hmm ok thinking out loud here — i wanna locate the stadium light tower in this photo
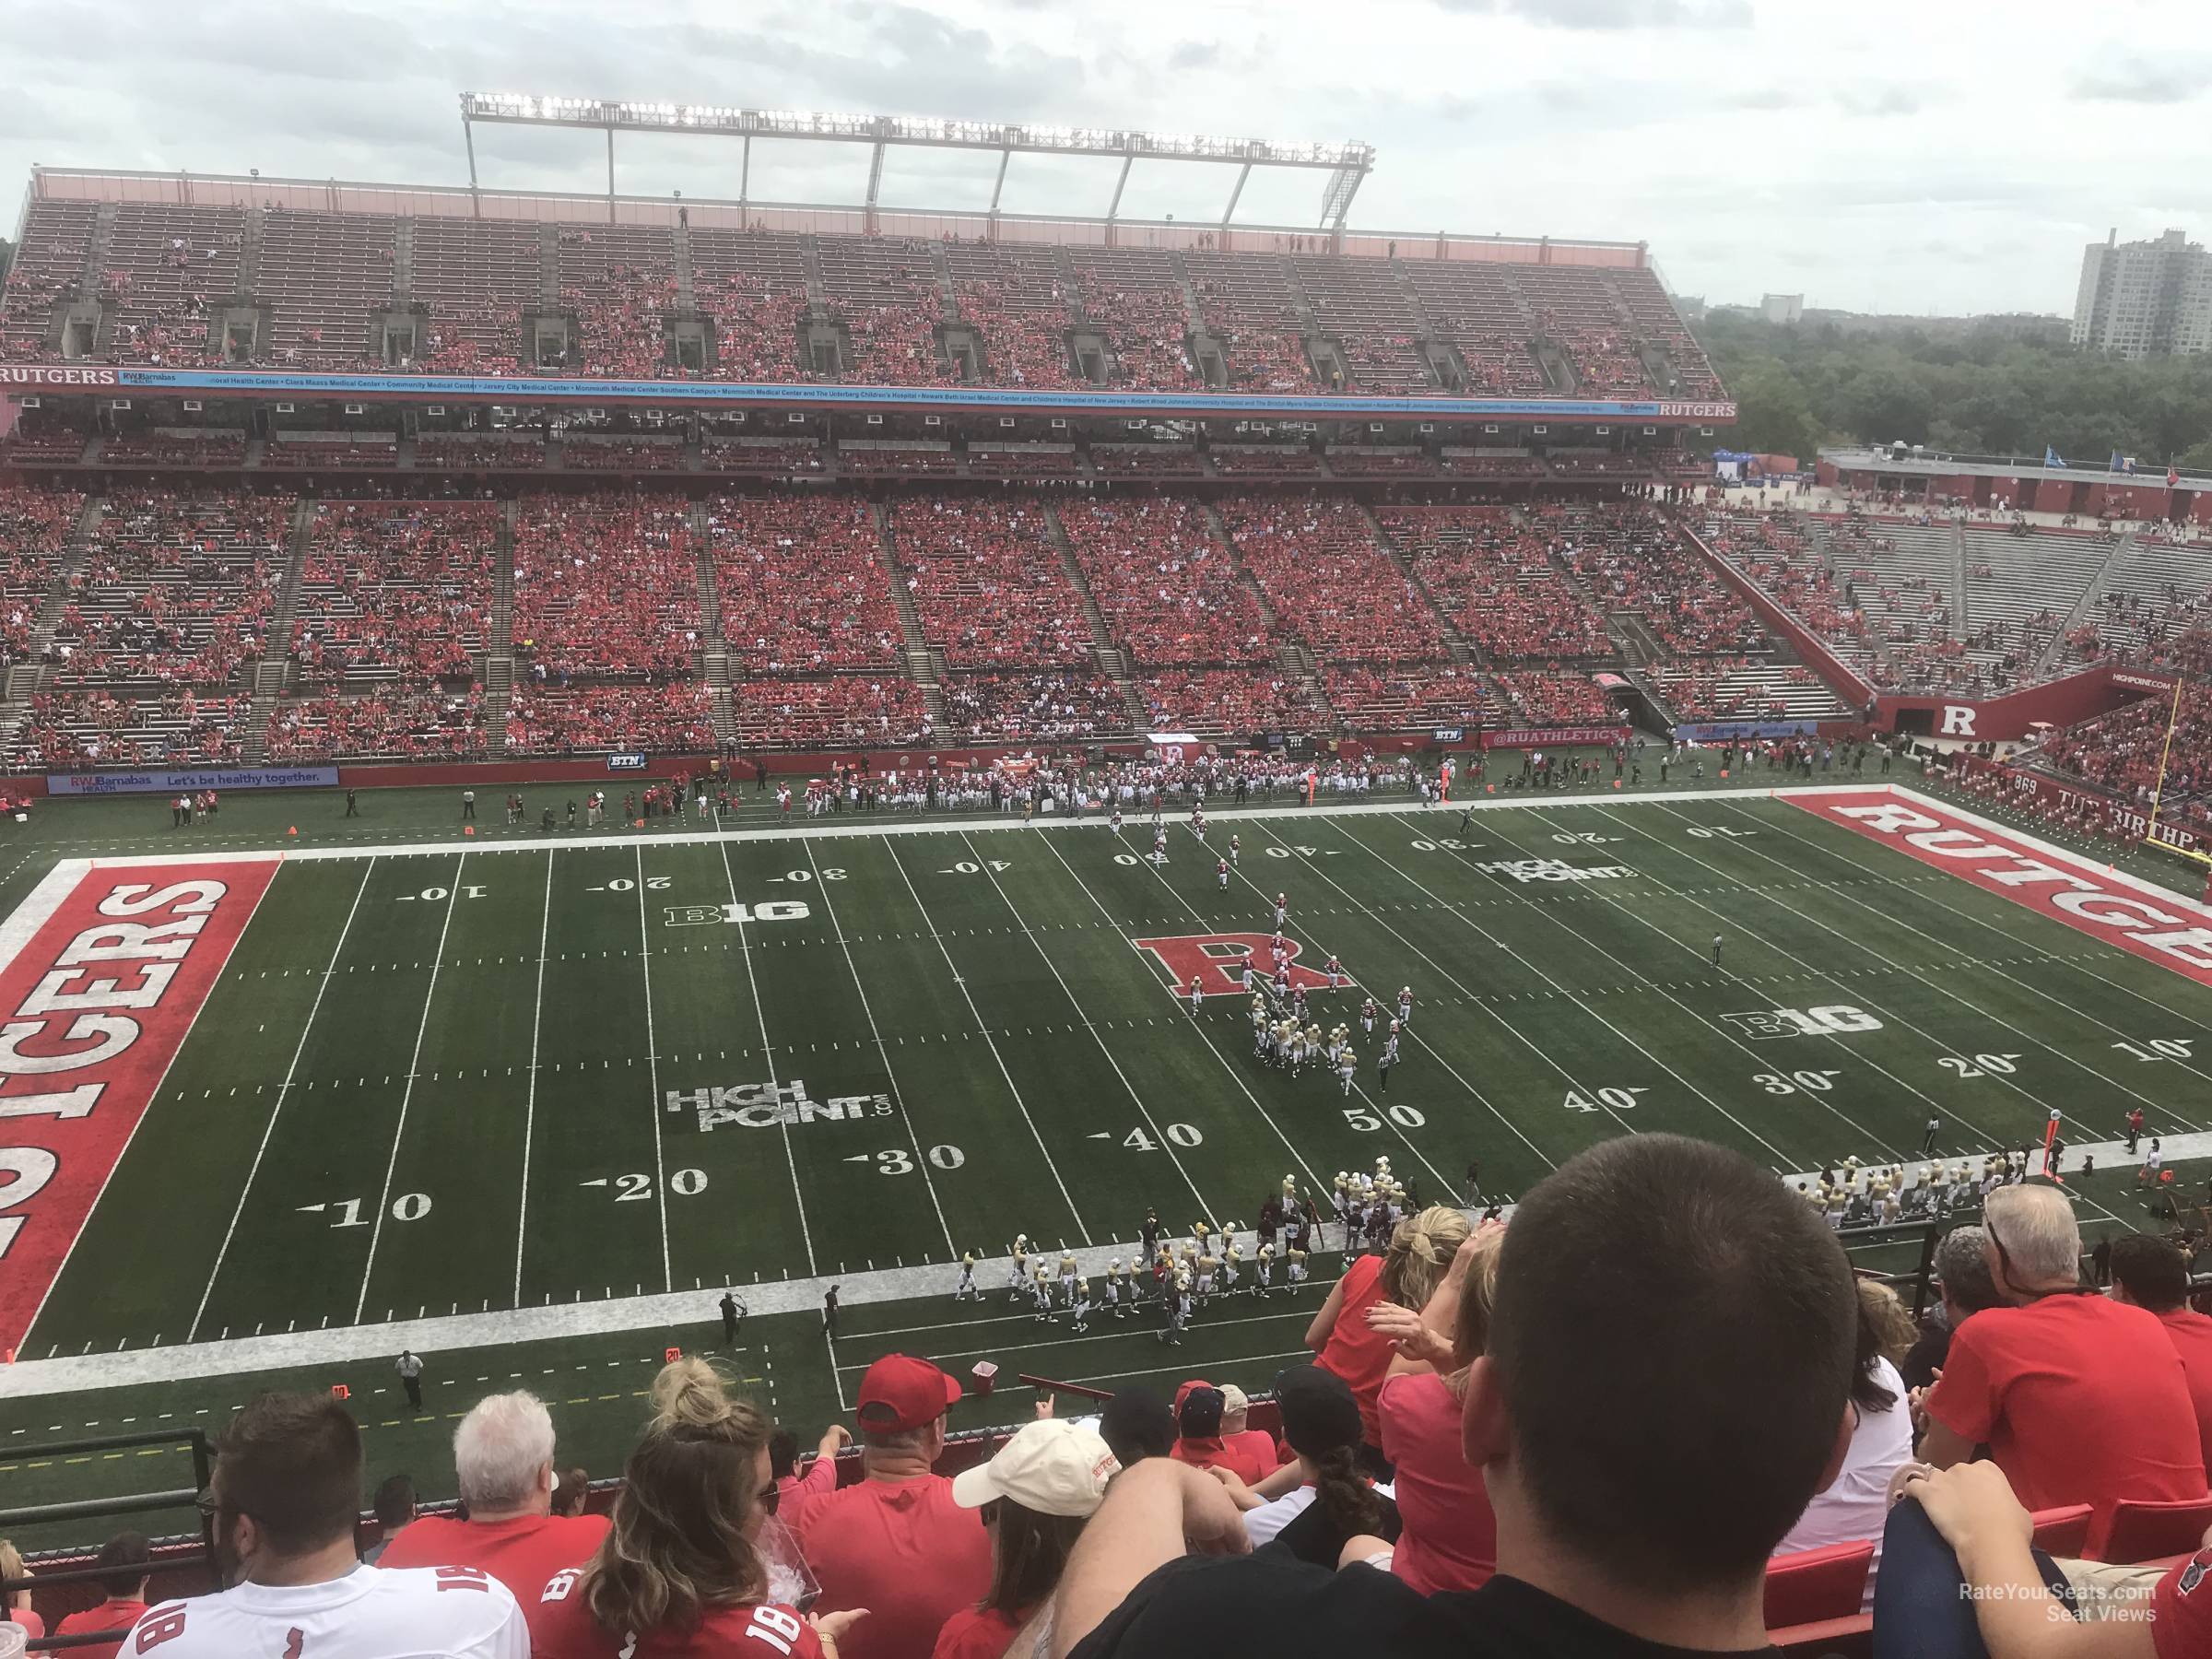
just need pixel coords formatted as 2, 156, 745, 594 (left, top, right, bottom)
458, 93, 1375, 236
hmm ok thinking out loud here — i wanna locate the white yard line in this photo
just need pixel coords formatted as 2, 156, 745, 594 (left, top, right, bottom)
54, 785, 1899, 869
953, 830, 1222, 1226
352, 857, 465, 1323
187, 860, 374, 1344
882, 838, 1091, 1244
8, 1124, 2194, 1400
1724, 798, 2212, 1114
635, 845, 673, 1294
511, 849, 556, 1305
802, 839, 953, 1257
1117, 822, 1469, 1193
712, 837, 818, 1277
1423, 806, 1908, 1162
28, 862, 283, 1350
0, 860, 90, 973
1641, 800, 2179, 1137
1032, 831, 1342, 1195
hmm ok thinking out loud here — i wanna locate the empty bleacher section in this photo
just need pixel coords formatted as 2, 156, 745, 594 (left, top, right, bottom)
687, 229, 807, 380
1957, 525, 2112, 688
1065, 249, 1201, 390
288, 500, 497, 685
255, 209, 396, 366
945, 241, 1077, 388
46, 488, 288, 687
2, 190, 1724, 397
412, 217, 536, 372
2067, 532, 2212, 671
1402, 261, 1548, 395
1795, 515, 1969, 693
0, 198, 98, 356
816, 237, 947, 383
1185, 253, 1314, 391
98, 203, 244, 364
1291, 256, 1431, 392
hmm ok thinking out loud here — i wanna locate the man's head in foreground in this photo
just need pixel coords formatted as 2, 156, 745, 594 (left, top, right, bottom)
1465, 1133, 1860, 1602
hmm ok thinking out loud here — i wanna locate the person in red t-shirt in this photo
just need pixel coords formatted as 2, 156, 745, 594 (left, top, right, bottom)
1307, 1206, 1471, 1456
534, 1358, 865, 1659
1167, 1386, 1277, 1486
1900, 1457, 2212, 1659
2111, 1232, 2212, 1474
48, 1530, 153, 1659
771, 1424, 851, 1509
1214, 1387, 1284, 1480
378, 1389, 610, 1636
1920, 1186, 2207, 1550
786, 1355, 993, 1659
933, 1416, 1117, 1659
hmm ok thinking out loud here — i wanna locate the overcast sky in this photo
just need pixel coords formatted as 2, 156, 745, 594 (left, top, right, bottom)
3, 0, 2206, 317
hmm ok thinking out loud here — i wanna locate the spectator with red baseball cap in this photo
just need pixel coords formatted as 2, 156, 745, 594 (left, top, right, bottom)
788, 1356, 991, 1659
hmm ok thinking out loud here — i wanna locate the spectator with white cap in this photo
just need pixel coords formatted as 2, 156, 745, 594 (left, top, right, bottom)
934, 1418, 1118, 1659
788, 1355, 992, 1659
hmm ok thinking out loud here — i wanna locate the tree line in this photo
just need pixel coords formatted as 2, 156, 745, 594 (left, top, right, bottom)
1694, 311, 2212, 473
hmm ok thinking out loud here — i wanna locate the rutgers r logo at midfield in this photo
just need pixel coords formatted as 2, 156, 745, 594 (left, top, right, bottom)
1135, 933, 1334, 997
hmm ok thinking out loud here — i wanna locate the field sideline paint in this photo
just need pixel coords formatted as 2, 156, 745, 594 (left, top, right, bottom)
0, 861, 277, 1350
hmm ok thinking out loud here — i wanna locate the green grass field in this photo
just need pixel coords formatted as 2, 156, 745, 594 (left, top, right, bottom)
3, 769, 2210, 1546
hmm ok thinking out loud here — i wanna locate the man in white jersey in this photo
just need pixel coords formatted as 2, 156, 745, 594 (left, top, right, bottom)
125, 1391, 527, 1658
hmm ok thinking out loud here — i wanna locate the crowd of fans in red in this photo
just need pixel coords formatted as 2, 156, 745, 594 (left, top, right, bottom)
709, 492, 904, 672
893, 500, 1095, 668
1220, 494, 1451, 665
0, 481, 81, 667
1379, 506, 1611, 661
512, 493, 701, 680
290, 500, 499, 683
506, 684, 717, 755
1547, 500, 1766, 655
268, 687, 488, 760
1058, 498, 1269, 666
731, 675, 929, 747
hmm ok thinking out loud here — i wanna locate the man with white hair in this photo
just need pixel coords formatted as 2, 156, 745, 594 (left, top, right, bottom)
1919, 1183, 2207, 1547
375, 1390, 607, 1635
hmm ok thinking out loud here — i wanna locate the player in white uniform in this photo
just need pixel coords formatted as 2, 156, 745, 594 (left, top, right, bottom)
954, 1252, 978, 1300
1337, 1042, 1358, 1095
1188, 974, 1205, 1017
1058, 1250, 1079, 1307
124, 1392, 529, 1659
1397, 986, 1414, 1026
1325, 953, 1344, 990
1069, 1278, 1093, 1334
1191, 806, 1206, 842
1291, 983, 1309, 1021
1275, 892, 1288, 926
1359, 995, 1378, 1035
1110, 806, 1123, 834
1031, 1264, 1055, 1319
1152, 827, 1169, 865
1008, 1236, 1031, 1298
1218, 856, 1230, 891
1286, 1245, 1310, 1287
1101, 1260, 1124, 1318
1254, 1241, 1274, 1295
1221, 1236, 1242, 1292
1230, 833, 1241, 865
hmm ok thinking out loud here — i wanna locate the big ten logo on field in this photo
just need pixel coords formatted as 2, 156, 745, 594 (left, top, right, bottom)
1721, 1006, 1884, 1041
1135, 933, 1333, 997
663, 900, 811, 927
668, 1078, 893, 1132
1473, 857, 1634, 884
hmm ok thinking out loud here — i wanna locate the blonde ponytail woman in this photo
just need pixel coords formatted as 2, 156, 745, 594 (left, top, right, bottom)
1304, 1206, 1472, 1467
533, 1358, 868, 1657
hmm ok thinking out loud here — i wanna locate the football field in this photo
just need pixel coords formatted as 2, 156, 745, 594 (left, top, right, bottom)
6, 778, 2212, 1384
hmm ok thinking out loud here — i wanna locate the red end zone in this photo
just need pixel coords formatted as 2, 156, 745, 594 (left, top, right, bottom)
1788, 791, 2212, 990
0, 860, 276, 1351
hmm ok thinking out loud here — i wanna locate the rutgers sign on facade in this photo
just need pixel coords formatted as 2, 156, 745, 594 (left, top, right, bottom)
0, 365, 122, 386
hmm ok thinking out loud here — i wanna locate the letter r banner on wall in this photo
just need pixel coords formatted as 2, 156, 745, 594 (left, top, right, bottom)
0, 860, 276, 1351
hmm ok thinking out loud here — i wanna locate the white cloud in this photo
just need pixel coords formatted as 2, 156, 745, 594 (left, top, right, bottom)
2, 0, 2208, 316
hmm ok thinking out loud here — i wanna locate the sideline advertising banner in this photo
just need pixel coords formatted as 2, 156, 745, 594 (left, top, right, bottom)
46, 766, 339, 796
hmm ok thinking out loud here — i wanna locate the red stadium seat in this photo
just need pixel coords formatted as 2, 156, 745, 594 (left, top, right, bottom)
1762, 1539, 1874, 1630
2092, 1496, 2212, 1563
2029, 1503, 2094, 1558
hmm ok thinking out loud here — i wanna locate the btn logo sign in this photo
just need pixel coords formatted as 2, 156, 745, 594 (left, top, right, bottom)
1135, 933, 1334, 998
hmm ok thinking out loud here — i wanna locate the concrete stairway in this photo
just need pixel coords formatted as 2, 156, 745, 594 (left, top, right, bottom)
1043, 504, 1147, 730
240, 500, 316, 760
872, 502, 947, 728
